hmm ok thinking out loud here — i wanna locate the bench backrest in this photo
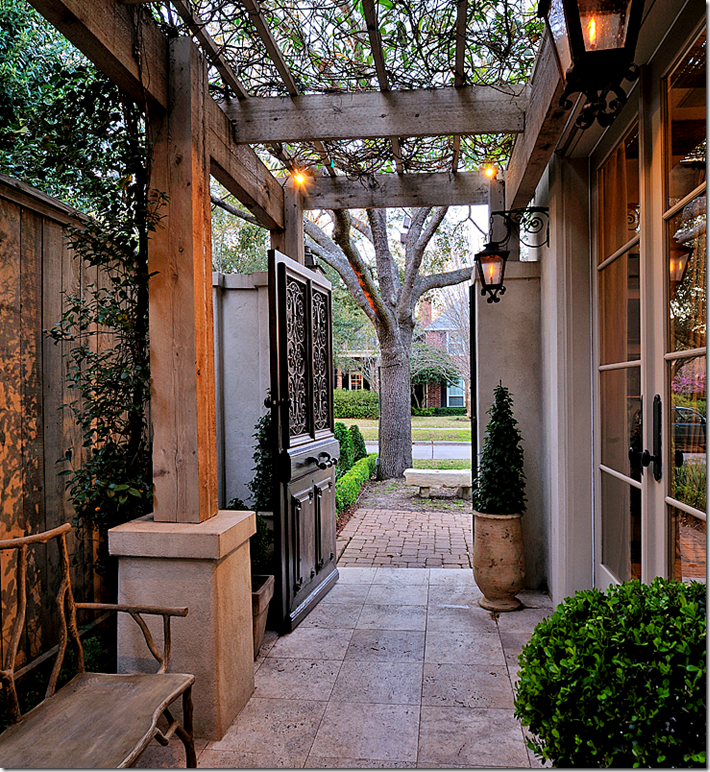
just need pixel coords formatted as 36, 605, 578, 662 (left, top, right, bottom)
0, 524, 84, 724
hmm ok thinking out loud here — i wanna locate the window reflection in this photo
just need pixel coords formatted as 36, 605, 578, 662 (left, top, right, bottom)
599, 251, 640, 364
669, 355, 706, 512
667, 33, 706, 207
600, 367, 641, 479
668, 194, 706, 352
602, 471, 641, 582
671, 506, 706, 582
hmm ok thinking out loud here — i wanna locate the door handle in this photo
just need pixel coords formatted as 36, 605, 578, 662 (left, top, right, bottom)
645, 394, 663, 482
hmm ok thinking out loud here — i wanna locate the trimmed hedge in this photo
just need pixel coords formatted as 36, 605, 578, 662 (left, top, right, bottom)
433, 406, 466, 416
334, 388, 379, 419
335, 453, 377, 514
514, 578, 707, 768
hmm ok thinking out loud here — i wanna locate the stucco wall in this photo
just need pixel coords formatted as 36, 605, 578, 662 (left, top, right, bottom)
213, 271, 271, 508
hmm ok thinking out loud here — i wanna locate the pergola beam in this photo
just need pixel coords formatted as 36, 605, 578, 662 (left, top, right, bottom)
29, 0, 285, 230
27, 0, 169, 111
362, 0, 404, 173
303, 171, 489, 210
504, 31, 567, 209
223, 85, 528, 144
451, 0, 468, 172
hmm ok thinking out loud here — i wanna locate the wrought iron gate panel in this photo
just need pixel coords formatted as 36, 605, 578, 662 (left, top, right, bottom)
268, 250, 338, 632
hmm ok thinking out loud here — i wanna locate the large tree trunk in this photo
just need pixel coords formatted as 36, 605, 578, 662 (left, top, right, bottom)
378, 333, 413, 479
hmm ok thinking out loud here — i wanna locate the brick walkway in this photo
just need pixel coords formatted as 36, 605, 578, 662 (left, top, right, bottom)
336, 507, 473, 568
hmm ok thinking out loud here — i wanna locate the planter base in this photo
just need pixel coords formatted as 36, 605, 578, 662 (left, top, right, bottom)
252, 574, 274, 660
478, 595, 522, 612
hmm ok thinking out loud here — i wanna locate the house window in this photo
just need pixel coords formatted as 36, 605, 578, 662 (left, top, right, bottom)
447, 378, 465, 408
349, 372, 363, 390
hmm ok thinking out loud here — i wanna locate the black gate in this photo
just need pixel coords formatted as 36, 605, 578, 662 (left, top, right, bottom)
268, 249, 339, 632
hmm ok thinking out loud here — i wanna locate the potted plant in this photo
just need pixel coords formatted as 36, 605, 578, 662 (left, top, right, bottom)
472, 383, 526, 611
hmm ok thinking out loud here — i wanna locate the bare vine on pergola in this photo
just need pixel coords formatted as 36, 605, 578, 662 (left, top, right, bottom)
149, 0, 541, 177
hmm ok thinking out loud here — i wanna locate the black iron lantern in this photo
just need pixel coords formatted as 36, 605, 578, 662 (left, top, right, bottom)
537, 0, 645, 129
474, 242, 509, 303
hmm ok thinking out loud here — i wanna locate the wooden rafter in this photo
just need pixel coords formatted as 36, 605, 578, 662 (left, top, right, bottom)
451, 0, 468, 172
362, 0, 404, 174
238, 0, 335, 176
303, 170, 488, 210
223, 85, 528, 144
170, 0, 250, 98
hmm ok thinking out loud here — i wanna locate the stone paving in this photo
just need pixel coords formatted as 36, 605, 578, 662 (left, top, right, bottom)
137, 567, 552, 769
337, 508, 473, 568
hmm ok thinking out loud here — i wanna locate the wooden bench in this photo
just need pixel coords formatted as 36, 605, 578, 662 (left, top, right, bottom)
0, 524, 197, 768
403, 468, 473, 500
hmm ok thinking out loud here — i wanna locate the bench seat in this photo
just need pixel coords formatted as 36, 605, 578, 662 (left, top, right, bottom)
0, 671, 195, 768
403, 469, 473, 499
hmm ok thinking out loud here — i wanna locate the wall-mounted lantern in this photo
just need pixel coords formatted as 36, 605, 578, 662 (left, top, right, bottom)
537, 0, 645, 129
474, 242, 510, 303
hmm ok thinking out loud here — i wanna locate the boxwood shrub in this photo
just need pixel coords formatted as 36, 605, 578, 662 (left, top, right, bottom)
514, 578, 706, 768
333, 421, 353, 478
335, 453, 377, 514
334, 389, 379, 419
349, 424, 368, 462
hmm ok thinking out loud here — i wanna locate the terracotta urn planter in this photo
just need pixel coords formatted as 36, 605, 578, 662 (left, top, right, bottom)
473, 510, 525, 611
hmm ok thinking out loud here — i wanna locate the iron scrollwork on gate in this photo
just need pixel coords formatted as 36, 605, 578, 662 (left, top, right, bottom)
312, 289, 331, 431
285, 276, 308, 437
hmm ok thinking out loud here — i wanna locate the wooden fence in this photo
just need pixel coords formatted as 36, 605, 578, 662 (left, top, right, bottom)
0, 175, 111, 671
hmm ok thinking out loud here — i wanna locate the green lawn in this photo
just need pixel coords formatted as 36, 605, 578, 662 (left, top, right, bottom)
339, 416, 471, 443
412, 459, 472, 469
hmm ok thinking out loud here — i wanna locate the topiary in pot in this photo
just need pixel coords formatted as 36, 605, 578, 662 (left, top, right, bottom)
472, 383, 527, 611
514, 578, 706, 768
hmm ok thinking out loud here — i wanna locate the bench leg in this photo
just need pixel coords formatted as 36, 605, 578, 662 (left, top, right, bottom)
419, 486, 430, 498
175, 687, 197, 768
459, 486, 472, 501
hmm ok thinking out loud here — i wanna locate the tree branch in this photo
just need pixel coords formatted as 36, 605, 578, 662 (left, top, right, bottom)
304, 219, 377, 325
414, 265, 474, 299
367, 208, 399, 309
330, 209, 393, 329
210, 193, 264, 227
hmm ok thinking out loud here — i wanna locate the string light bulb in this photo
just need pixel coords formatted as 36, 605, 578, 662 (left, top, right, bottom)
484, 165, 498, 180
292, 170, 306, 185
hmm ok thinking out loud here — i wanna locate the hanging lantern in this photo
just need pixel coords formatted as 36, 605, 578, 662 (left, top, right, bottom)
669, 248, 691, 283
537, 0, 645, 129
474, 242, 510, 303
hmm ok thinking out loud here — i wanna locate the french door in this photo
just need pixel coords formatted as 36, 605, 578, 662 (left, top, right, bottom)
593, 25, 706, 586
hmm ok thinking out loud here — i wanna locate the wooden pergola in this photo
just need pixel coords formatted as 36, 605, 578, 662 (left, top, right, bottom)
27, 0, 569, 527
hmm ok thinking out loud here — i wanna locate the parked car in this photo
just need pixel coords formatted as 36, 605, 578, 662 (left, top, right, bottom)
673, 406, 706, 452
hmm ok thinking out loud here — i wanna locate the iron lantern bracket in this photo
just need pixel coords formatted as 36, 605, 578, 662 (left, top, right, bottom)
489, 207, 550, 252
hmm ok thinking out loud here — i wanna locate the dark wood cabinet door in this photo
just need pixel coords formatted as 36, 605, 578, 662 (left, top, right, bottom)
268, 250, 339, 632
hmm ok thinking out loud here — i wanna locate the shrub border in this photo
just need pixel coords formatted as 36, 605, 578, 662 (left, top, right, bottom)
335, 453, 377, 514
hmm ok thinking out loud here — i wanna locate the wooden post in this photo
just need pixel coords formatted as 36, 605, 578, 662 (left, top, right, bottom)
270, 179, 304, 263
147, 37, 218, 523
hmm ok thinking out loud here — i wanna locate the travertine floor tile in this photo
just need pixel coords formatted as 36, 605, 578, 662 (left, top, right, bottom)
495, 606, 552, 633
299, 601, 363, 629
417, 706, 530, 768
310, 702, 421, 762
345, 630, 426, 662
422, 663, 514, 709
253, 658, 341, 700
330, 660, 423, 705
336, 567, 379, 584
373, 567, 430, 584
134, 738, 208, 768
206, 697, 326, 763
319, 582, 371, 604
357, 603, 427, 631
426, 603, 499, 633
366, 582, 428, 606
268, 627, 354, 660
424, 630, 506, 666
198, 748, 300, 768
306, 755, 416, 768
